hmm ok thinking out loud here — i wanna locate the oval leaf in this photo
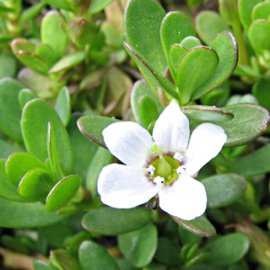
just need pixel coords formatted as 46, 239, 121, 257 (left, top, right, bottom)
82, 207, 153, 235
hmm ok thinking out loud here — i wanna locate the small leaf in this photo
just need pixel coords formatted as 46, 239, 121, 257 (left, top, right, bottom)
252, 79, 270, 110
252, 2, 270, 20
21, 99, 73, 174
169, 44, 187, 79
183, 105, 233, 123
45, 175, 81, 212
18, 168, 55, 200
77, 115, 118, 147
124, 0, 166, 74
118, 224, 158, 267
205, 233, 250, 265
176, 47, 219, 105
160, 11, 195, 61
20, 2, 46, 23
248, 20, 270, 55
220, 103, 270, 147
192, 32, 238, 100
172, 215, 216, 237
195, 11, 228, 44
139, 96, 159, 129
50, 249, 80, 270
202, 174, 247, 208
229, 144, 270, 176
41, 11, 68, 58
49, 52, 85, 73
79, 241, 120, 270
18, 88, 37, 108
5, 152, 47, 186
45, 0, 74, 11
0, 78, 23, 142
82, 207, 153, 235
88, 0, 113, 14
33, 261, 55, 270
0, 52, 17, 79
55, 87, 71, 126
181, 36, 202, 49
238, 0, 261, 30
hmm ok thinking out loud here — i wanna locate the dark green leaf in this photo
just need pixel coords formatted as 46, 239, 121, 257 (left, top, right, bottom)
202, 174, 247, 208
82, 207, 153, 235
50, 249, 80, 270
118, 224, 158, 267
79, 241, 119, 270
55, 87, 71, 126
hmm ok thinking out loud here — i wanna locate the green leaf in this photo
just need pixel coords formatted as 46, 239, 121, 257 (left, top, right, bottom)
79, 241, 120, 270
252, 2, 270, 20
183, 105, 233, 123
0, 139, 23, 159
195, 11, 228, 45
0, 52, 17, 79
55, 87, 71, 126
45, 175, 81, 212
248, 20, 270, 55
118, 224, 157, 267
181, 36, 202, 49
252, 79, 270, 110
124, 0, 166, 74
50, 249, 80, 270
229, 144, 270, 176
219, 103, 270, 147
0, 197, 62, 228
169, 44, 187, 79
160, 11, 195, 60
154, 237, 181, 266
238, 0, 261, 30
172, 215, 216, 237
33, 261, 55, 270
41, 11, 68, 58
0, 159, 26, 201
192, 32, 238, 100
82, 207, 153, 235
0, 78, 23, 142
176, 47, 219, 105
20, 2, 46, 23
68, 115, 99, 180
77, 115, 118, 147
49, 51, 85, 73
21, 99, 73, 174
18, 88, 38, 108
205, 233, 250, 265
5, 152, 47, 186
131, 80, 161, 127
45, 0, 74, 11
88, 0, 113, 14
202, 174, 247, 208
86, 147, 113, 196
18, 168, 55, 200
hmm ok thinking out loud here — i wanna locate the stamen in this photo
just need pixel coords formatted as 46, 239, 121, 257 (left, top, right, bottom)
153, 176, 165, 186
173, 152, 183, 161
147, 165, 155, 176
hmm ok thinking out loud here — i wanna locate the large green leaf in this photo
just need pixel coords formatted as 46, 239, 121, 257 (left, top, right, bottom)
205, 233, 250, 265
252, 2, 270, 20
202, 174, 247, 208
192, 32, 237, 100
21, 99, 73, 174
79, 241, 119, 270
118, 224, 158, 267
220, 103, 269, 147
0, 78, 23, 142
82, 207, 153, 235
124, 0, 166, 74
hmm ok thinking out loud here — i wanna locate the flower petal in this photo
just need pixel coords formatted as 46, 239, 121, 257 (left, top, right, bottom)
153, 103, 190, 153
103, 122, 153, 166
97, 164, 158, 208
159, 175, 207, 220
184, 123, 227, 176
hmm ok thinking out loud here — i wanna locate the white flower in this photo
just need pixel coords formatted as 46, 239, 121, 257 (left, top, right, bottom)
97, 103, 227, 220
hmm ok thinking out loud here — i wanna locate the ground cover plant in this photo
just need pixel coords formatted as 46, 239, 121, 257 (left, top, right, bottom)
0, 0, 270, 269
